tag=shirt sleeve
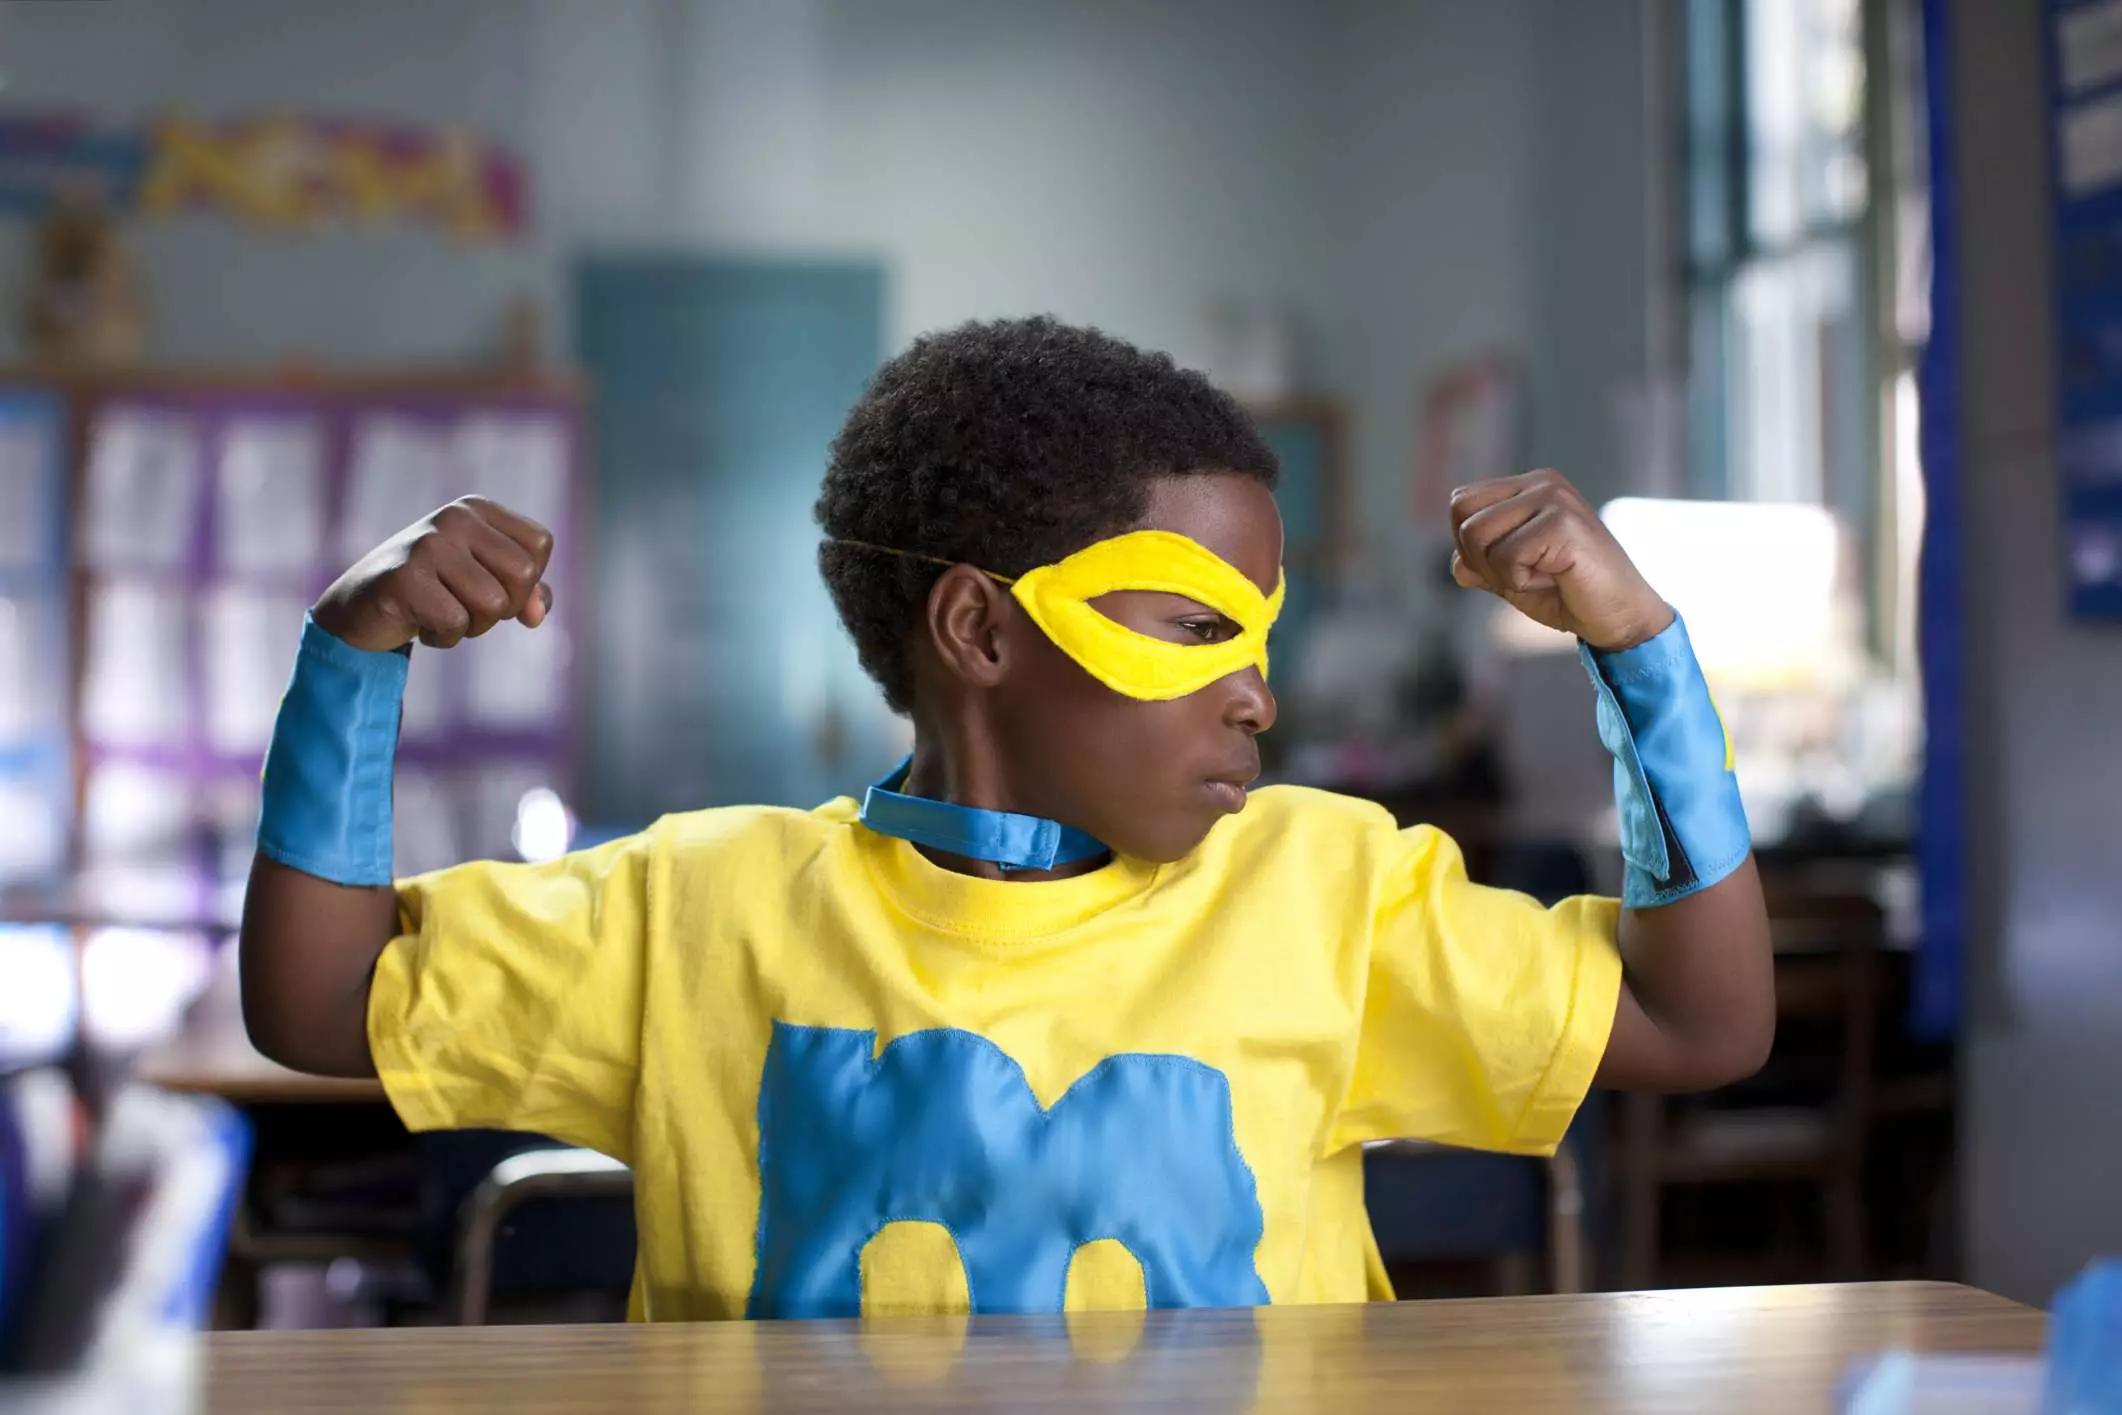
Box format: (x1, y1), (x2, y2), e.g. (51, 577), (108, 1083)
(1330, 825), (1624, 1156)
(366, 829), (653, 1161)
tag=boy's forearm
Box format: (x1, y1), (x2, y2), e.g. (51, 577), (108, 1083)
(239, 854), (395, 1077)
(1600, 858), (1774, 1090)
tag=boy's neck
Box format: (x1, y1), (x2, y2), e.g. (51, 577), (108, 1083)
(897, 736), (1108, 883)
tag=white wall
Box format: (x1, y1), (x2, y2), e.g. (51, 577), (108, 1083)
(1526, 3), (1653, 513)
(0, 0), (1343, 363)
(1319, 0), (1655, 556)
(1948, 0), (2122, 1307)
(0, 0), (1653, 551)
(1324, 0), (1542, 565)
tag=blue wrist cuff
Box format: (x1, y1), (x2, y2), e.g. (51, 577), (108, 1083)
(1579, 613), (1751, 908)
(256, 614), (409, 887)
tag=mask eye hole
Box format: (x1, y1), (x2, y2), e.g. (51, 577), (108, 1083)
(1087, 590), (1239, 646)
(1178, 616), (1240, 645)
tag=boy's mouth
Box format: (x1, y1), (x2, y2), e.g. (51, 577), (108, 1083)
(1203, 765), (1258, 815)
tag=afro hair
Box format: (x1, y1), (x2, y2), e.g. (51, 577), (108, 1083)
(815, 315), (1280, 713)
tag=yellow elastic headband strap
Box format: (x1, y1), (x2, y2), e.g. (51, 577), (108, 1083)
(829, 539), (1021, 586)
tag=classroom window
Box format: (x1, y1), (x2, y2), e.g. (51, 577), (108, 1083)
(1684, 0), (1926, 667)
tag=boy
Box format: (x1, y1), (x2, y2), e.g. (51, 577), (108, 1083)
(241, 317), (1771, 1322)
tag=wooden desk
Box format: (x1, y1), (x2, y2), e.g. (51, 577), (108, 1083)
(137, 1023), (385, 1105)
(206, 1282), (2041, 1413)
(138, 978), (404, 1327)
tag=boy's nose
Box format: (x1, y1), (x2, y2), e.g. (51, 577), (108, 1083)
(1224, 668), (1277, 736)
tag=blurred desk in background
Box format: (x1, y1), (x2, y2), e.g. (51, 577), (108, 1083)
(135, 952), (405, 1327)
(133, 925), (386, 1105)
(203, 1283), (2042, 1413)
(1616, 855), (1953, 1290)
(138, 1015), (385, 1106)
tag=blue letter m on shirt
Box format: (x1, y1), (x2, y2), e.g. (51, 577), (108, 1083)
(746, 1022), (1270, 1318)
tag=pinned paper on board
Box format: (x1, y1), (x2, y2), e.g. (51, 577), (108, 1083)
(83, 407), (203, 571)
(215, 418), (327, 577)
(342, 416), (447, 564)
(81, 580), (192, 748)
(452, 413), (568, 532)
(201, 586), (308, 757)
(0, 414), (57, 573)
(459, 622), (566, 731)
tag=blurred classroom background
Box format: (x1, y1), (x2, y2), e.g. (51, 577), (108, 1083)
(0, 0), (2111, 1330)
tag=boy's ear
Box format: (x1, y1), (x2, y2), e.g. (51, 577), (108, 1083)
(924, 565), (1015, 690)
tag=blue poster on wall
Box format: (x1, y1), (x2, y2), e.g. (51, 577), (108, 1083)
(2046, 0), (2122, 619)
(573, 259), (891, 823)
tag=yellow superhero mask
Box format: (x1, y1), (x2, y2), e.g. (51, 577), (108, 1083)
(837, 529), (1284, 702)
(1007, 530), (1284, 701)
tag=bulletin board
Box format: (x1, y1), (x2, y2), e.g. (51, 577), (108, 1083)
(0, 371), (585, 927)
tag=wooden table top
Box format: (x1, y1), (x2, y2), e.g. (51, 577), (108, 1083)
(205, 1282), (2043, 1413)
(138, 1034), (386, 1104)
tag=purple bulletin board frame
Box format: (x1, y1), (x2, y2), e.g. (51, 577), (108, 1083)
(46, 371), (587, 921)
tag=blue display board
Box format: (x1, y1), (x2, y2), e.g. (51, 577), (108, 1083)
(2046, 0), (2122, 620)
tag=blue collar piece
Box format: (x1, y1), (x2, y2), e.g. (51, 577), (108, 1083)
(859, 758), (1111, 873)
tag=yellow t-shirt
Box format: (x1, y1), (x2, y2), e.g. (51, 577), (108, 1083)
(367, 785), (1621, 1322)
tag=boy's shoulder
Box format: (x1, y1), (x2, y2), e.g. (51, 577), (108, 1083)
(1158, 785), (1424, 918)
(1228, 783), (1401, 838)
(641, 796), (863, 864)
(1190, 783), (1408, 875)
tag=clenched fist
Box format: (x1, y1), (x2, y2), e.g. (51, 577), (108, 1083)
(312, 496), (554, 654)
(1448, 470), (1673, 652)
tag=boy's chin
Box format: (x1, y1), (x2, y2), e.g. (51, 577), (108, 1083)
(1102, 815), (1222, 866)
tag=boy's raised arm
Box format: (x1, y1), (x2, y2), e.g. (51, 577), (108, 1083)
(1445, 471), (1775, 1093)
(239, 497), (554, 1077)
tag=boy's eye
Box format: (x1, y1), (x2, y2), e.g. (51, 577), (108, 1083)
(1180, 617), (1238, 644)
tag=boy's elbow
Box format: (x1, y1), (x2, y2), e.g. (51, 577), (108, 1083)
(1636, 1004), (1775, 1094)
(1727, 1012), (1776, 1085)
(1694, 1008), (1776, 1090)
(240, 1007), (294, 1072)
(240, 983), (374, 1079)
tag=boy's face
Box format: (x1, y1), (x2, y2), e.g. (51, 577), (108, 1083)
(983, 471), (1283, 863)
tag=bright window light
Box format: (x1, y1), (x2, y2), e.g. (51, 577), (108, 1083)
(1598, 497), (1850, 690)
(79, 928), (212, 1050)
(513, 787), (574, 863)
(0, 926), (77, 1066)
